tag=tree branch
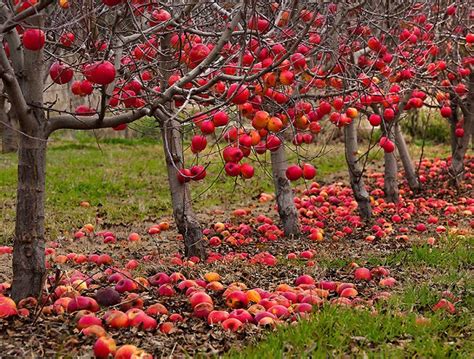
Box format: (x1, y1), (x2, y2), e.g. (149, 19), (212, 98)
(0, 0), (55, 34)
(45, 108), (149, 136)
(0, 42), (30, 129)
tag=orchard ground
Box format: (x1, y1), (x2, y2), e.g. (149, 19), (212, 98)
(0, 133), (472, 357)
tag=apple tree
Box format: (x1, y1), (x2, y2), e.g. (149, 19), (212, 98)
(0, 0), (321, 301)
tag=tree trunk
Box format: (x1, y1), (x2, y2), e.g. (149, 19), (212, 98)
(11, 130), (47, 302)
(394, 122), (420, 192)
(160, 118), (206, 259)
(344, 120), (372, 219)
(157, 32), (205, 259)
(449, 73), (474, 187)
(270, 145), (300, 236)
(384, 124), (399, 203)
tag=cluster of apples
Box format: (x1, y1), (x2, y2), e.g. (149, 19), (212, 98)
(0, 264), (398, 339)
(177, 156), (473, 252)
(0, 247), (461, 357)
(72, 222), (170, 245)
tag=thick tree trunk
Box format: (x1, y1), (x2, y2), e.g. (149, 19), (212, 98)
(394, 122), (420, 192)
(384, 125), (399, 203)
(449, 73), (474, 187)
(344, 120), (372, 219)
(160, 118), (205, 259)
(11, 131), (47, 302)
(270, 145), (300, 236)
(8, 14), (48, 301)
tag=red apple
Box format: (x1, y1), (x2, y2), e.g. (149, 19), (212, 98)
(93, 337), (116, 359)
(50, 61), (74, 84)
(286, 165), (303, 181)
(22, 28), (45, 51)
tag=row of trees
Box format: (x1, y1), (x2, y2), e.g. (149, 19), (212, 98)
(0, 0), (472, 302)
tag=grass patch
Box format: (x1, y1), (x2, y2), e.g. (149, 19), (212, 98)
(0, 134), (352, 245)
(365, 235), (473, 270)
(229, 236), (474, 358)
(228, 304), (471, 358)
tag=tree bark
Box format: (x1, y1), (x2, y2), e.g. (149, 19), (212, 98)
(1, 83), (17, 153)
(270, 145), (300, 236)
(394, 122), (420, 192)
(449, 73), (474, 187)
(11, 129), (47, 302)
(158, 32), (205, 259)
(160, 118), (205, 258)
(344, 120), (372, 219)
(383, 124), (399, 203)
(1, 107), (18, 153)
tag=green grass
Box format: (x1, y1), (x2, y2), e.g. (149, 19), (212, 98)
(0, 139), (253, 243)
(365, 235), (474, 269)
(228, 304), (472, 358)
(229, 235), (474, 358)
(0, 133), (459, 244)
(0, 134), (351, 243)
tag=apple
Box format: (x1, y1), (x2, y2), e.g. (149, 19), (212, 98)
(81, 325), (107, 338)
(114, 345), (139, 359)
(95, 287), (121, 307)
(189, 292), (213, 308)
(190, 165), (206, 181)
(225, 290), (249, 309)
(84, 61), (116, 85)
(94, 337), (116, 358)
(383, 108), (395, 121)
(200, 120), (215, 135)
(226, 309), (252, 325)
(145, 303), (168, 317)
(0, 296), (17, 318)
(225, 162), (241, 177)
(50, 62), (74, 84)
(212, 111), (229, 126)
(221, 317), (243, 332)
(354, 267), (372, 281)
(128, 232), (140, 242)
(455, 128), (464, 137)
(379, 136), (395, 153)
(266, 135), (282, 151)
(104, 310), (129, 328)
(279, 70), (295, 85)
(60, 32), (75, 47)
(252, 111), (270, 130)
(22, 29), (45, 51)
(227, 84), (250, 105)
(193, 302), (214, 318)
(191, 135), (207, 153)
(368, 114), (382, 126)
(188, 43), (210, 68)
(302, 163), (316, 180)
(223, 146), (244, 163)
(286, 165), (303, 181)
(115, 278), (138, 293)
(103, 0), (123, 5)
(290, 52), (306, 70)
(433, 299), (455, 314)
(240, 163), (255, 179)
(208, 310), (229, 324)
(295, 275), (315, 286)
(77, 314), (102, 329)
(440, 106), (452, 118)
